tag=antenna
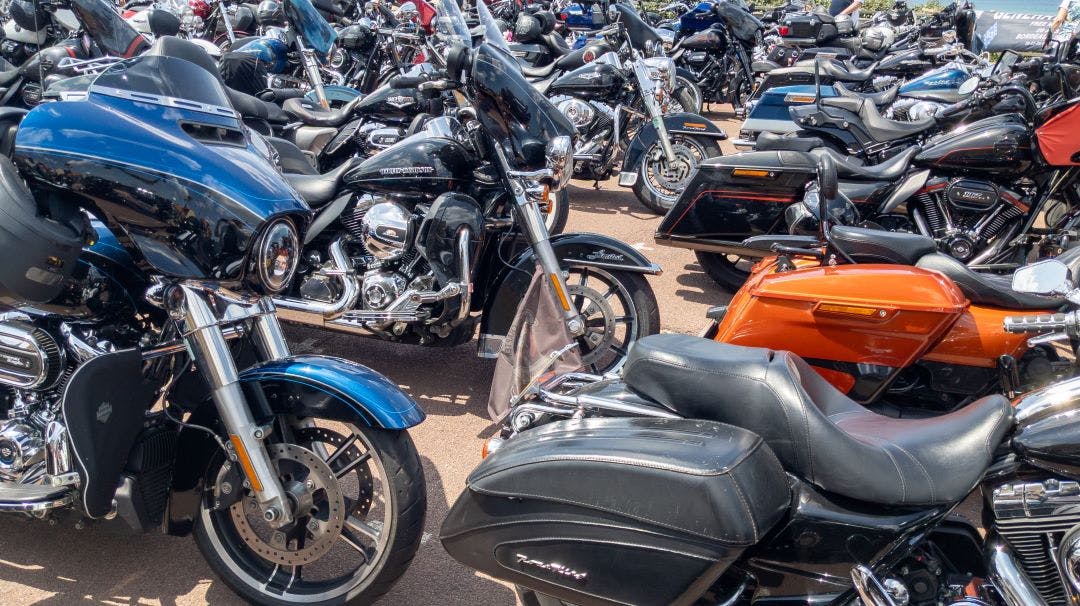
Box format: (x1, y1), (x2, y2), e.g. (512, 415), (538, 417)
(33, 0), (45, 89)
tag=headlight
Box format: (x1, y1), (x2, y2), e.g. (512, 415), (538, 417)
(546, 135), (573, 191)
(252, 218), (300, 293)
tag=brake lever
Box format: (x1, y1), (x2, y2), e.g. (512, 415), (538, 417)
(1029, 331), (1070, 347)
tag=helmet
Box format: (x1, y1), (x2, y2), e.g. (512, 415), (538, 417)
(534, 10), (556, 34)
(860, 26), (894, 52)
(514, 12), (541, 43)
(0, 156), (87, 303)
(338, 23), (376, 51)
(256, 0), (284, 26)
(8, 0), (47, 32)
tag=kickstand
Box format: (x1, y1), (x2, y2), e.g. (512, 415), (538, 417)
(592, 180), (601, 190)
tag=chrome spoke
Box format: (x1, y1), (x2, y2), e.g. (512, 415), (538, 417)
(345, 515), (381, 542)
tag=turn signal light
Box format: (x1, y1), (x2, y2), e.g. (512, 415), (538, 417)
(815, 303), (889, 319)
(732, 169), (770, 178)
(481, 437), (506, 459)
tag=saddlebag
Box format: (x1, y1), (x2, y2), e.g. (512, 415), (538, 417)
(440, 418), (789, 606)
(780, 13), (839, 44)
(655, 151), (816, 252)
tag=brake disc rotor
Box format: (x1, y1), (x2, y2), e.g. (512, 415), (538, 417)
(647, 142), (699, 194)
(229, 443), (347, 567)
(567, 282), (619, 366)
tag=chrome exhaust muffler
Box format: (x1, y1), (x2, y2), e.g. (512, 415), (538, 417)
(274, 239), (360, 327)
(986, 535), (1049, 606)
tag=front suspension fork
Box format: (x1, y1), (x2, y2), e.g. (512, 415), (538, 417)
(174, 283), (295, 527)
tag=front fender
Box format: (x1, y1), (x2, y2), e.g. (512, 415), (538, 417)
(620, 112), (728, 177)
(478, 233), (661, 356)
(239, 355), (425, 429)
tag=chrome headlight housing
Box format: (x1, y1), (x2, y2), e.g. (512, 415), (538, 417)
(642, 56), (676, 90)
(546, 135), (573, 191)
(252, 218), (300, 294)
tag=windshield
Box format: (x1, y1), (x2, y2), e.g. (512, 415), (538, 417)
(71, 0), (149, 58)
(470, 44), (576, 170)
(612, 3), (660, 48)
(89, 55), (234, 113)
(435, 0), (471, 47)
(284, 0), (337, 57)
(477, 0), (509, 51)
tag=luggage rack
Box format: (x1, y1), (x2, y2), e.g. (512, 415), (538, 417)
(56, 56), (124, 75)
(508, 371), (678, 433)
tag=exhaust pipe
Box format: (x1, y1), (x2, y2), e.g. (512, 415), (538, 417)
(986, 535), (1049, 606)
(274, 239), (360, 325)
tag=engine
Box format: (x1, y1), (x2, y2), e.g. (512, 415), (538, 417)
(993, 479), (1080, 605)
(913, 178), (1027, 262)
(889, 98), (947, 122)
(553, 97), (615, 180)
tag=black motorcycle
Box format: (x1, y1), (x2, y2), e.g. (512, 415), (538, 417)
(441, 169), (1080, 605)
(267, 0), (662, 375)
(668, 0), (762, 109)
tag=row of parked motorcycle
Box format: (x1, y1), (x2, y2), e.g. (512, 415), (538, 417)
(0, 0), (1080, 603)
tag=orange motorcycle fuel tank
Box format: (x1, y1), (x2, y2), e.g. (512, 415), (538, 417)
(713, 261), (1042, 405)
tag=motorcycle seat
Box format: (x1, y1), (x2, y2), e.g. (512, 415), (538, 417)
(810, 145), (918, 180)
(284, 156), (361, 207)
(531, 73), (559, 95)
(541, 31), (571, 57)
(621, 334), (1013, 506)
(522, 61), (559, 78)
(795, 58), (876, 81)
(915, 253), (1066, 310)
(834, 81), (899, 105)
(282, 96), (363, 128)
(822, 96), (936, 143)
(754, 131), (826, 153)
(830, 225), (937, 265)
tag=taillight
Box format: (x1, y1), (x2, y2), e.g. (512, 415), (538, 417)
(778, 25), (790, 36)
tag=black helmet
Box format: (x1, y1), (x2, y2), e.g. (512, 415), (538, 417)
(338, 23), (376, 51)
(0, 156), (87, 303)
(9, 0), (47, 32)
(148, 8), (182, 37)
(535, 11), (556, 34)
(514, 12), (541, 43)
(256, 0), (284, 26)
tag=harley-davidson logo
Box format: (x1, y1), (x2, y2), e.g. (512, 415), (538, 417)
(96, 402), (112, 424)
(515, 554), (588, 581)
(386, 95), (414, 108)
(378, 166), (435, 176)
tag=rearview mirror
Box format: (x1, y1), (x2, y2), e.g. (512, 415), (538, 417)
(1012, 260), (1071, 295)
(958, 76), (979, 96)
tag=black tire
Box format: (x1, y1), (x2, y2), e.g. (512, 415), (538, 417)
(193, 422), (426, 606)
(674, 75), (703, 113)
(673, 86), (699, 114)
(543, 189), (570, 235)
(633, 135), (723, 215)
(564, 267), (659, 374)
(695, 250), (758, 292)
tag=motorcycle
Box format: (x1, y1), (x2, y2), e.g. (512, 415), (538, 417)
(667, 0), (762, 109)
(656, 68), (1073, 291)
(547, 2), (727, 214)
(443, 253), (1080, 606)
(269, 0), (662, 375)
(3, 51), (426, 603)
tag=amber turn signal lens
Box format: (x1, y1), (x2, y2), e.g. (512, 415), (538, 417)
(550, 273), (571, 311)
(815, 303), (888, 318)
(732, 169), (770, 178)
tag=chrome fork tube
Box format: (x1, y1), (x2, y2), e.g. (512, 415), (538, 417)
(251, 299), (291, 361)
(176, 284), (293, 526)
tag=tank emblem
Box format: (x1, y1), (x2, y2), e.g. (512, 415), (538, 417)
(386, 95), (414, 108)
(515, 554), (588, 582)
(378, 166), (435, 176)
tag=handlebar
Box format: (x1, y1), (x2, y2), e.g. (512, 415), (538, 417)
(1004, 312), (1078, 334)
(388, 74), (429, 88)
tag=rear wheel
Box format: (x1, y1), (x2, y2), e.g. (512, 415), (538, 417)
(634, 134), (722, 214)
(194, 419), (425, 605)
(675, 75), (703, 113)
(695, 250), (758, 292)
(562, 266), (659, 374)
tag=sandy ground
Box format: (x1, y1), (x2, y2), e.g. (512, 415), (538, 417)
(0, 111), (744, 605)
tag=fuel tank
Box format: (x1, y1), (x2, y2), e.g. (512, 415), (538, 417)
(915, 114), (1032, 176)
(548, 60), (626, 101)
(1013, 376), (1080, 477)
(342, 134), (473, 200)
(354, 83), (425, 125)
(898, 67), (970, 103)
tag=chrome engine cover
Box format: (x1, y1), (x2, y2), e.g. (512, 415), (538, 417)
(0, 321), (63, 389)
(360, 202), (412, 261)
(0, 419), (44, 482)
(555, 98), (597, 130)
(361, 271), (406, 310)
(993, 479), (1080, 605)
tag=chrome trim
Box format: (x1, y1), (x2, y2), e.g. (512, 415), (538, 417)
(44, 421), (71, 478)
(851, 565), (897, 606)
(273, 239), (361, 320)
(456, 228), (473, 322)
(1014, 376), (1080, 425)
(532, 388), (680, 418)
(89, 85), (238, 119)
(987, 535), (1050, 606)
(561, 258), (663, 276)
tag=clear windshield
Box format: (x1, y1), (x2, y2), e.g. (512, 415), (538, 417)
(476, 0), (509, 51)
(71, 0), (149, 58)
(435, 0), (471, 47)
(89, 55), (234, 111)
(284, 0), (337, 57)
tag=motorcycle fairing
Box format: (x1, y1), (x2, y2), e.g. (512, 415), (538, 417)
(479, 233), (661, 357)
(237, 355), (426, 429)
(62, 347), (157, 518)
(619, 112), (728, 176)
(1036, 101), (1080, 166)
(283, 0), (337, 58)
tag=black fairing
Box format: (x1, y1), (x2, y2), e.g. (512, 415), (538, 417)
(468, 44), (575, 170)
(354, 83), (424, 124)
(1015, 405), (1080, 477)
(71, 0), (150, 58)
(915, 115), (1032, 176)
(611, 3), (660, 49)
(342, 135), (473, 200)
(415, 192), (484, 315)
(548, 61), (626, 101)
(441, 417), (790, 606)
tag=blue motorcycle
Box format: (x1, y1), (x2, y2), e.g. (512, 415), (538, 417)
(1, 49), (425, 604)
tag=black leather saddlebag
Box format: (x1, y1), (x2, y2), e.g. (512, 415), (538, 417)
(440, 418), (790, 606)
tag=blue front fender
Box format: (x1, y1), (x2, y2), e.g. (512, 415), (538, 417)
(239, 355), (425, 429)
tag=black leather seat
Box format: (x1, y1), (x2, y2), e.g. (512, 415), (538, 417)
(811, 145), (918, 180)
(267, 137), (318, 175)
(915, 253), (1066, 310)
(541, 31), (571, 57)
(282, 96), (362, 128)
(284, 157), (360, 206)
(835, 81), (898, 105)
(794, 58), (876, 82)
(821, 96), (937, 143)
(830, 225), (937, 265)
(621, 334), (1013, 506)
(522, 61), (559, 78)
(754, 131), (826, 153)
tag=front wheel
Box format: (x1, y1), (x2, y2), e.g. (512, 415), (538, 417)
(695, 250), (758, 292)
(562, 266), (659, 374)
(675, 75), (704, 113)
(633, 134), (723, 215)
(194, 419), (426, 605)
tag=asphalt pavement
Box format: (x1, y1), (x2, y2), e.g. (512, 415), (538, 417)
(0, 112), (742, 605)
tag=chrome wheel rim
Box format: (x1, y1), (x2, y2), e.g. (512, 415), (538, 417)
(641, 137), (709, 209)
(565, 266), (639, 374)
